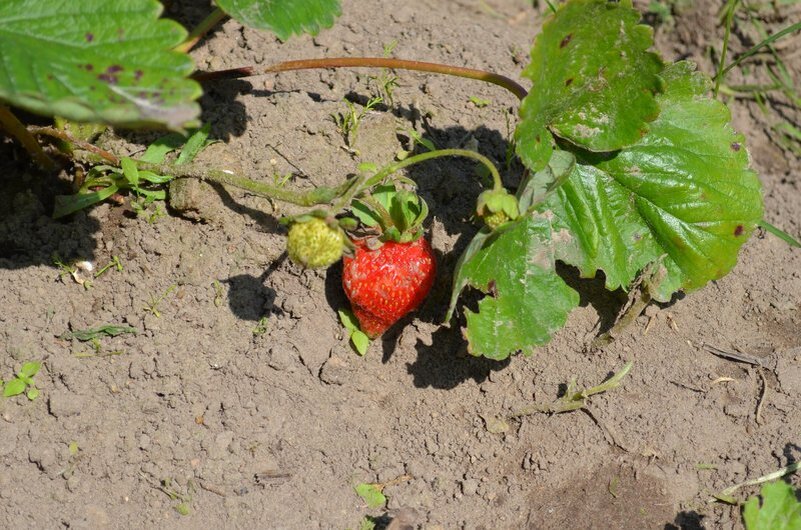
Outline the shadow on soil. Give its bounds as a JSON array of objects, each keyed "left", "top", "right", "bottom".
[
  {"left": 225, "top": 253, "right": 287, "bottom": 321},
  {"left": 665, "top": 512, "right": 704, "bottom": 530},
  {"left": 0, "top": 143, "right": 101, "bottom": 270},
  {"left": 406, "top": 264, "right": 631, "bottom": 389}
]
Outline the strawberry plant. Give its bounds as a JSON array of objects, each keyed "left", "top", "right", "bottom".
[{"left": 0, "top": 0, "right": 781, "bottom": 359}]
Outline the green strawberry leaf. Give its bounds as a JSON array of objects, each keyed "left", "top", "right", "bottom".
[
  {"left": 450, "top": 214, "right": 580, "bottom": 360},
  {"left": 446, "top": 227, "right": 493, "bottom": 323},
  {"left": 354, "top": 482, "right": 386, "bottom": 509},
  {"left": 515, "top": 0, "right": 663, "bottom": 172},
  {"left": 215, "top": 0, "right": 341, "bottom": 41},
  {"left": 0, "top": 0, "right": 201, "bottom": 128},
  {"left": 3, "top": 379, "right": 26, "bottom": 398},
  {"left": 542, "top": 61, "right": 763, "bottom": 301},
  {"left": 516, "top": 150, "right": 575, "bottom": 213},
  {"left": 743, "top": 481, "right": 801, "bottom": 530}
]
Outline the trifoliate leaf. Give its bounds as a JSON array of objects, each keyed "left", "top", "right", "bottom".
[
  {"left": 0, "top": 0, "right": 201, "bottom": 128},
  {"left": 215, "top": 0, "right": 341, "bottom": 41},
  {"left": 450, "top": 214, "right": 579, "bottom": 360},
  {"left": 543, "top": 61, "right": 763, "bottom": 301},
  {"left": 515, "top": 0, "right": 662, "bottom": 171},
  {"left": 743, "top": 481, "right": 801, "bottom": 530}
]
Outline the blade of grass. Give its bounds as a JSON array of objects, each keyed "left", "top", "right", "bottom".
[
  {"left": 709, "top": 461, "right": 801, "bottom": 504},
  {"left": 760, "top": 220, "right": 801, "bottom": 248},
  {"left": 717, "top": 21, "right": 801, "bottom": 79},
  {"left": 714, "top": 0, "right": 741, "bottom": 97}
]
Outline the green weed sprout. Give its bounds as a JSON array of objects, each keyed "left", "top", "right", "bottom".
[{"left": 3, "top": 361, "right": 41, "bottom": 400}]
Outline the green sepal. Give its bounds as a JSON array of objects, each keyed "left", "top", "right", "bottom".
[
  {"left": 350, "top": 184, "right": 429, "bottom": 243},
  {"left": 279, "top": 209, "right": 331, "bottom": 226},
  {"left": 337, "top": 216, "right": 359, "bottom": 231},
  {"left": 476, "top": 188, "right": 520, "bottom": 219}
]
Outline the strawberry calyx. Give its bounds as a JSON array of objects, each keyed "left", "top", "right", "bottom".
[
  {"left": 350, "top": 183, "right": 429, "bottom": 244},
  {"left": 476, "top": 188, "right": 519, "bottom": 230}
]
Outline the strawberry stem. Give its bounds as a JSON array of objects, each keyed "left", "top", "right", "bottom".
[
  {"left": 175, "top": 8, "right": 228, "bottom": 53},
  {"left": 149, "top": 162, "right": 353, "bottom": 207},
  {"left": 362, "top": 148, "right": 504, "bottom": 192},
  {"left": 193, "top": 58, "right": 528, "bottom": 101},
  {"left": 0, "top": 105, "right": 57, "bottom": 171},
  {"left": 102, "top": 156, "right": 352, "bottom": 207}
]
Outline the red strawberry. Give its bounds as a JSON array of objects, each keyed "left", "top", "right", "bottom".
[{"left": 342, "top": 237, "right": 436, "bottom": 338}]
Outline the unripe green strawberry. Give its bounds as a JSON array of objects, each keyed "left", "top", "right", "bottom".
[
  {"left": 286, "top": 218, "right": 345, "bottom": 269},
  {"left": 476, "top": 188, "right": 518, "bottom": 231},
  {"left": 483, "top": 210, "right": 509, "bottom": 230},
  {"left": 343, "top": 237, "right": 436, "bottom": 338}
]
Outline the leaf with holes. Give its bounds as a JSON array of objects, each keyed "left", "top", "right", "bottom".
[
  {"left": 0, "top": 0, "right": 201, "bottom": 128},
  {"left": 448, "top": 214, "right": 579, "bottom": 360},
  {"left": 515, "top": 0, "right": 663, "bottom": 172},
  {"left": 215, "top": 0, "right": 341, "bottom": 41},
  {"left": 541, "top": 61, "right": 763, "bottom": 302}
]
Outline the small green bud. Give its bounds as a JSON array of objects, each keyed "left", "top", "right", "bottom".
[{"left": 476, "top": 188, "right": 519, "bottom": 230}]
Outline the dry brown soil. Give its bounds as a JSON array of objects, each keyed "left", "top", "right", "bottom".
[{"left": 1, "top": 1, "right": 800, "bottom": 528}]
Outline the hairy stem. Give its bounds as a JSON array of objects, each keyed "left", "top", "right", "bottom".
[
  {"left": 135, "top": 160, "right": 351, "bottom": 207},
  {"left": 193, "top": 57, "right": 528, "bottom": 100},
  {"left": 363, "top": 148, "right": 504, "bottom": 192},
  {"left": 0, "top": 106, "right": 56, "bottom": 170},
  {"left": 175, "top": 8, "right": 229, "bottom": 53},
  {"left": 29, "top": 126, "right": 119, "bottom": 164}
]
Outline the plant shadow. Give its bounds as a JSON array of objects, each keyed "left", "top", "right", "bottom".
[
  {"left": 664, "top": 511, "right": 704, "bottom": 530},
  {"left": 223, "top": 266, "right": 281, "bottom": 322},
  {"left": 0, "top": 142, "right": 101, "bottom": 271}
]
